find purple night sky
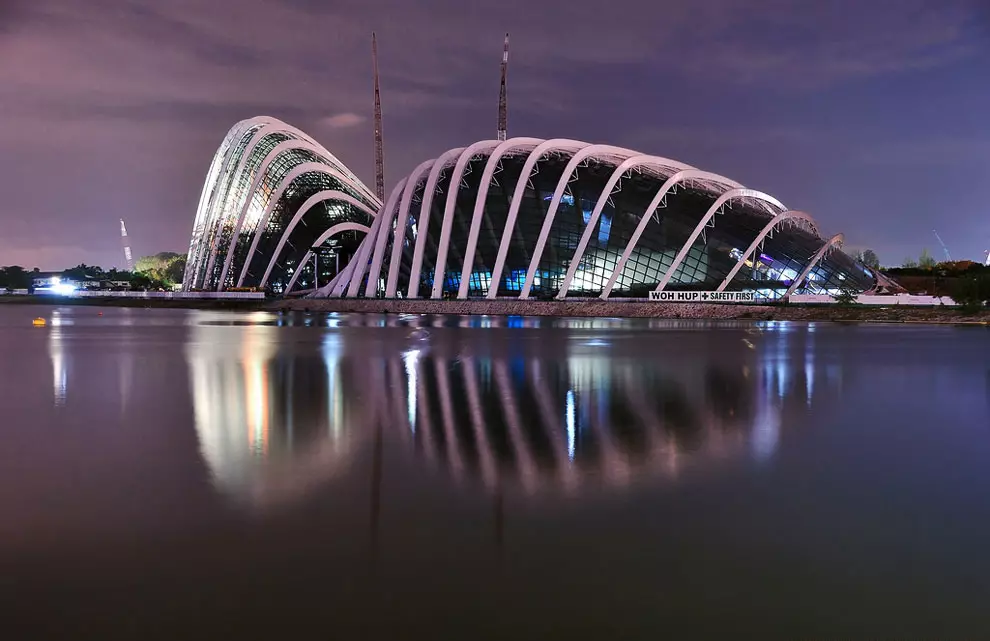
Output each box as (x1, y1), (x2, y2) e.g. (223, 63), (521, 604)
(0, 0), (987, 269)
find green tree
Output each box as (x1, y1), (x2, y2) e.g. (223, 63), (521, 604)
(902, 257), (919, 269)
(164, 255), (186, 285)
(0, 266), (32, 289)
(831, 287), (860, 306)
(860, 249), (880, 269)
(62, 263), (105, 281)
(134, 252), (185, 287)
(951, 275), (990, 313)
(918, 248), (936, 270)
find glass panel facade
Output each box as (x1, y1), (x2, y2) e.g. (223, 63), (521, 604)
(185, 118), (381, 292)
(375, 151), (875, 298)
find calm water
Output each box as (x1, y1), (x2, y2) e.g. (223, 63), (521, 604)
(1, 305), (989, 639)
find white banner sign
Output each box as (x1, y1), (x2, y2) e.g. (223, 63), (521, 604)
(649, 291), (765, 303)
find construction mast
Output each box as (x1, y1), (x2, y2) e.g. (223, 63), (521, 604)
(497, 33), (509, 142)
(119, 219), (134, 272)
(932, 229), (951, 262)
(372, 32), (385, 202)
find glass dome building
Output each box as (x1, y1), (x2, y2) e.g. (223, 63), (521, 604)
(321, 138), (876, 300)
(182, 117), (381, 292)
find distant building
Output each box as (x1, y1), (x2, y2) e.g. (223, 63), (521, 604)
(32, 273), (130, 294)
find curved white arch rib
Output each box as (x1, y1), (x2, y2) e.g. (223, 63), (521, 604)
(456, 137), (543, 299)
(519, 146), (674, 299)
(213, 138), (324, 290)
(185, 139), (232, 288)
(597, 170), (744, 299)
(520, 153), (695, 300)
(654, 189), (787, 293)
(217, 139), (379, 290)
(345, 205), (389, 297)
(257, 190), (378, 288)
(196, 118), (359, 289)
(187, 121), (266, 289)
(229, 116), (366, 189)
(558, 156), (742, 299)
(227, 162), (368, 289)
(195, 118), (377, 290)
(406, 148), (466, 298)
(430, 141), (502, 299)
(382, 163), (434, 297)
(714, 210), (819, 293)
(487, 139), (589, 300)
(282, 222), (371, 293)
(784, 234), (844, 298)
(360, 178), (408, 297)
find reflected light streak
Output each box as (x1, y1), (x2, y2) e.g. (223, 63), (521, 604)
(322, 334), (343, 439)
(565, 389), (576, 461)
(244, 326), (270, 457)
(48, 320), (67, 407)
(403, 349), (420, 433)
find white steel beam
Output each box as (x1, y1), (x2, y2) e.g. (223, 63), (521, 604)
(598, 170), (743, 299)
(487, 139), (588, 300)
(518, 145), (647, 299)
(345, 209), (387, 297)
(230, 162), (369, 289)
(456, 137), (542, 299)
(257, 190), (377, 288)
(220, 140), (377, 290)
(406, 148), (465, 298)
(282, 222), (371, 293)
(384, 162), (434, 297)
(188, 121), (264, 289)
(363, 178), (409, 297)
(715, 211), (819, 293)
(203, 123), (375, 291)
(784, 234), (844, 298)
(552, 155), (711, 299)
(654, 189), (786, 293)
(431, 141), (501, 299)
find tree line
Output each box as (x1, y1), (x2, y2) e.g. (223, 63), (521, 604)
(1, 252), (187, 291)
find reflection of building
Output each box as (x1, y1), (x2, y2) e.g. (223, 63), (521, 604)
(182, 117), (381, 293)
(321, 139), (876, 300)
(186, 316), (369, 508)
(186, 315), (845, 508)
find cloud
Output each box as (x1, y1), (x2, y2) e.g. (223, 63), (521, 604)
(319, 113), (366, 129)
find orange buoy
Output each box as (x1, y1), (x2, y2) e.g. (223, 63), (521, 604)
(32, 317), (46, 327)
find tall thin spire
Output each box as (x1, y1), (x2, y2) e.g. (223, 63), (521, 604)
(119, 219), (134, 272)
(372, 32), (385, 202)
(497, 33), (509, 142)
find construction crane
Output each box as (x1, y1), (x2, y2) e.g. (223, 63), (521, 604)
(932, 229), (951, 262)
(497, 33), (509, 142)
(372, 32), (385, 202)
(120, 219), (134, 272)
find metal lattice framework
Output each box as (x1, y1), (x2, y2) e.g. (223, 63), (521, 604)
(183, 117), (381, 292)
(315, 137), (874, 299)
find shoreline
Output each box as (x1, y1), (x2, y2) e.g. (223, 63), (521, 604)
(3, 294), (989, 325)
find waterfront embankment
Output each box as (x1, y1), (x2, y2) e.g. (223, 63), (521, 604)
(4, 294), (990, 324)
(274, 297), (990, 324)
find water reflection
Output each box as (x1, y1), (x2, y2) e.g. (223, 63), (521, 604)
(187, 316), (842, 509)
(186, 322), (368, 509)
